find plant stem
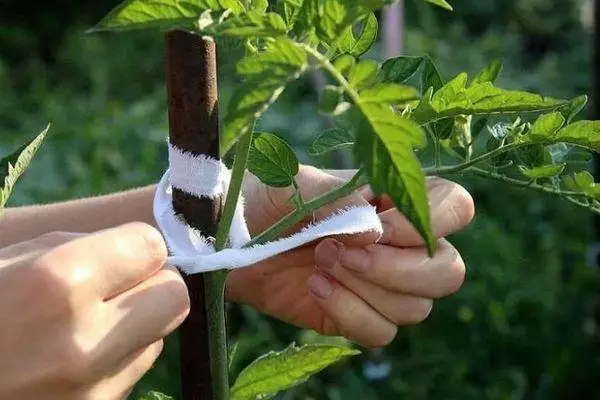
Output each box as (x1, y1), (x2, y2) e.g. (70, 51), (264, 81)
(423, 142), (521, 175)
(245, 168), (367, 246)
(202, 132), (253, 400)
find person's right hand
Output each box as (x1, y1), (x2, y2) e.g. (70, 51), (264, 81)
(0, 222), (190, 400)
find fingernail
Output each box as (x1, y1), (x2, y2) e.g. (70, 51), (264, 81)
(308, 274), (333, 299)
(340, 247), (370, 272)
(377, 221), (392, 244)
(315, 239), (343, 270)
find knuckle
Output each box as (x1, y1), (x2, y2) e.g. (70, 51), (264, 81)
(121, 222), (168, 264)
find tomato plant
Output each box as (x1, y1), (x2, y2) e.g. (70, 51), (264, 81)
(4, 0), (600, 399)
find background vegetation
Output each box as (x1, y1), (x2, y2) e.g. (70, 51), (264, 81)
(1, 0), (599, 398)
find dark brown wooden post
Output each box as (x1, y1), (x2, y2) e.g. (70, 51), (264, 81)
(165, 30), (221, 400)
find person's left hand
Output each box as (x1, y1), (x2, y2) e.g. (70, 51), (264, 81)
(226, 166), (474, 348)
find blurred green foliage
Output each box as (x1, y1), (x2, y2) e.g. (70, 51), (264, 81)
(1, 0), (599, 399)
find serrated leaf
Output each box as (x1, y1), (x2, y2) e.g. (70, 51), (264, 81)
(420, 56), (444, 96)
(352, 97), (434, 254)
(137, 391), (175, 400)
(338, 13), (378, 57)
(247, 132), (299, 187)
(91, 0), (229, 32)
(319, 85), (342, 114)
(1, 126), (49, 209)
(348, 59), (379, 90)
(309, 128), (354, 155)
(518, 164), (566, 180)
(360, 83), (419, 103)
(205, 10), (288, 37)
(276, 0), (303, 27)
(423, 0), (453, 10)
(250, 0), (269, 12)
(413, 77), (565, 123)
(470, 59), (502, 86)
(223, 38), (308, 154)
(526, 112), (565, 141)
(550, 120), (600, 151)
(381, 56), (423, 84)
(230, 344), (360, 400)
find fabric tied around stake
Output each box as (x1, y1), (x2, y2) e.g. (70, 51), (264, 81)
(152, 144), (383, 275)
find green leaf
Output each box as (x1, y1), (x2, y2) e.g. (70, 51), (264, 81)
(333, 54), (357, 77)
(413, 77), (565, 123)
(352, 98), (434, 254)
(551, 120), (600, 151)
(518, 164), (566, 180)
(348, 59), (379, 90)
(381, 56), (423, 84)
(309, 128), (354, 155)
(420, 55), (444, 96)
(471, 59), (502, 86)
(526, 112), (566, 141)
(559, 95), (588, 123)
(319, 85), (342, 114)
(422, 0), (453, 11)
(223, 38), (308, 154)
(230, 343), (360, 400)
(563, 171), (600, 199)
(338, 13), (378, 57)
(247, 132), (299, 187)
(137, 391), (175, 400)
(250, 0), (269, 12)
(91, 0), (227, 32)
(204, 11), (288, 37)
(359, 83), (419, 103)
(276, 0), (303, 27)
(1, 125), (49, 209)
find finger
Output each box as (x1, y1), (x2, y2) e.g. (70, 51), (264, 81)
(100, 268), (189, 362)
(315, 238), (465, 299)
(42, 222), (168, 300)
(307, 273), (397, 348)
(377, 178), (475, 246)
(0, 232), (85, 262)
(320, 264), (434, 326)
(88, 340), (164, 400)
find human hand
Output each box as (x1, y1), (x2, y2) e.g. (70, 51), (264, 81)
(227, 166), (474, 348)
(0, 223), (189, 400)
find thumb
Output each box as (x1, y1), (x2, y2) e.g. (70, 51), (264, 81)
(265, 165), (379, 246)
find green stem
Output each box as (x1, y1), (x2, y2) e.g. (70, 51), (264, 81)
(422, 142), (522, 175)
(245, 168), (367, 247)
(206, 131), (253, 400)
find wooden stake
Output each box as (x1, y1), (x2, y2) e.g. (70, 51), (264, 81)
(165, 30), (221, 400)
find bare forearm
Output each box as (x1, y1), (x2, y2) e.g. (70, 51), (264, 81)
(0, 185), (156, 247)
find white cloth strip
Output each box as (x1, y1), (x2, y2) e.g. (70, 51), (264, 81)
(168, 144), (230, 198)
(153, 148), (383, 274)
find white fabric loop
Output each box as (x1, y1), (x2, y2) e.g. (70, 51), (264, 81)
(153, 145), (383, 274)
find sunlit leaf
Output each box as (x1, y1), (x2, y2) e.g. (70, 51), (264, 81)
(247, 132), (299, 187)
(338, 13), (378, 57)
(563, 171), (600, 199)
(526, 112), (565, 141)
(360, 83), (419, 103)
(559, 95), (588, 123)
(205, 11), (288, 37)
(551, 120), (600, 151)
(137, 391), (175, 400)
(223, 38), (308, 154)
(230, 344), (360, 400)
(91, 0), (233, 32)
(470, 59), (502, 86)
(1, 125), (49, 209)
(348, 59), (379, 90)
(309, 128), (354, 155)
(518, 164), (566, 180)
